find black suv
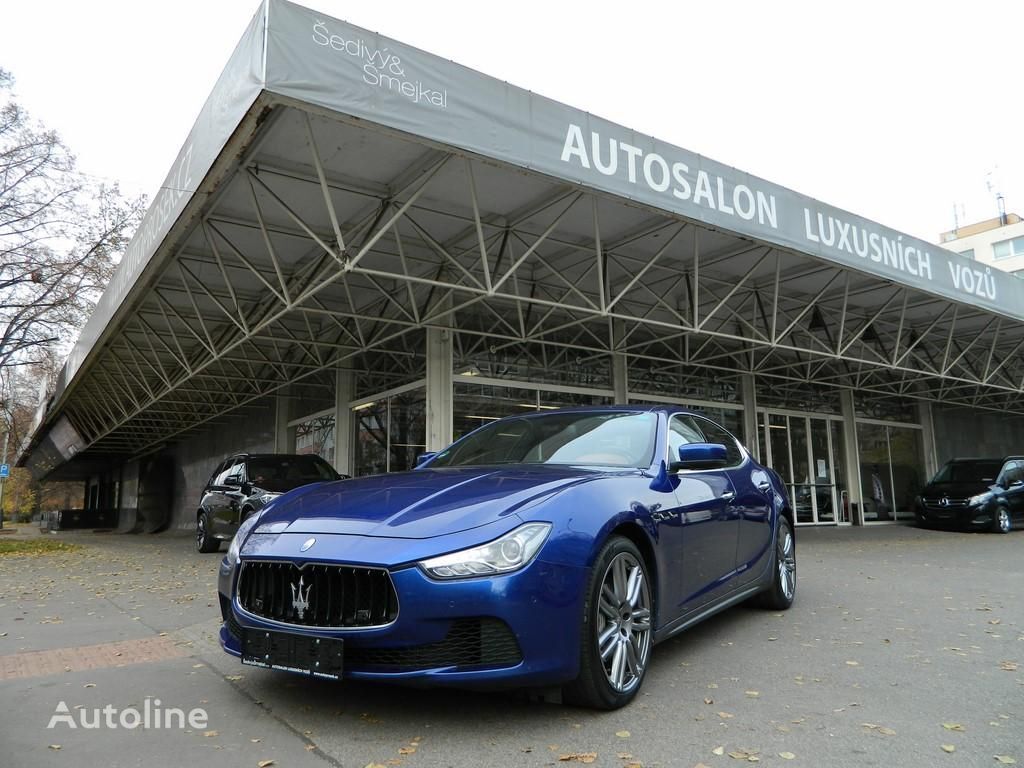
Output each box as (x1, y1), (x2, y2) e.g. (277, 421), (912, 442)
(196, 453), (342, 552)
(914, 457), (1024, 533)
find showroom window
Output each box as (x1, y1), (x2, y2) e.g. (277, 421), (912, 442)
(855, 422), (924, 523)
(294, 413), (336, 465)
(353, 386), (427, 477)
(453, 381), (613, 441)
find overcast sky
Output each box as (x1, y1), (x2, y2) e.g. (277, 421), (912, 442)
(1, 0), (1021, 244)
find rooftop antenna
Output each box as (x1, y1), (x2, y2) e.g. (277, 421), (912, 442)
(986, 168), (1008, 226)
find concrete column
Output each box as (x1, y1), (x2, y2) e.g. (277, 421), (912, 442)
(840, 389), (863, 525)
(740, 374), (758, 460)
(917, 401), (938, 481)
(274, 389), (295, 453)
(425, 327), (453, 451)
(334, 369), (354, 476)
(611, 320), (628, 403)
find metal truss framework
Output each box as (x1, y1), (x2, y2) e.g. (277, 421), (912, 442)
(56, 105), (1024, 460)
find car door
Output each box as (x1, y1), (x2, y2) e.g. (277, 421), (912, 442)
(666, 414), (740, 613)
(695, 416), (774, 586)
(1002, 461), (1024, 522)
(211, 457), (246, 535)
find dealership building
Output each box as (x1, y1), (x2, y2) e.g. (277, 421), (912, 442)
(18, 0), (1024, 532)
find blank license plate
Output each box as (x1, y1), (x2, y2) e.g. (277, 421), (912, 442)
(241, 630), (343, 679)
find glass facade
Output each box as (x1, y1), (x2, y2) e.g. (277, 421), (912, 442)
(758, 411), (846, 525)
(353, 388), (427, 477)
(855, 422), (924, 522)
(453, 381), (613, 441)
(294, 414), (336, 465)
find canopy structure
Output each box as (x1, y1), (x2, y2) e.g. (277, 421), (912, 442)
(20, 0), (1024, 479)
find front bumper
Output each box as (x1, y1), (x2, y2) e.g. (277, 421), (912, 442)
(217, 542), (588, 689)
(915, 504), (993, 529)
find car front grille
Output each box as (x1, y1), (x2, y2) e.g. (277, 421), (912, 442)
(238, 561), (398, 628)
(922, 497), (970, 511)
(347, 617), (522, 671)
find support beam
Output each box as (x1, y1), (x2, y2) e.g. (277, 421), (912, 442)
(334, 368), (354, 476)
(611, 320), (628, 403)
(275, 388), (294, 453)
(740, 374), (758, 461)
(425, 327), (453, 451)
(840, 389), (862, 526)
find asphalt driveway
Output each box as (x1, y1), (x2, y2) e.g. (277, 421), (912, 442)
(0, 524), (1020, 768)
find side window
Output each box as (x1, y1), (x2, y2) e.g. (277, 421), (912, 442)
(1005, 461), (1023, 486)
(226, 458), (245, 484)
(694, 417), (744, 468)
(213, 460), (235, 487)
(668, 415), (705, 460)
(208, 460), (229, 488)
(216, 458), (244, 486)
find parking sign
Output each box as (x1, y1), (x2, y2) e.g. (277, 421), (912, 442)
(0, 464), (8, 478)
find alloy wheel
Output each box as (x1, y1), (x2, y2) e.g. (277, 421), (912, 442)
(997, 508), (1011, 533)
(596, 552), (652, 693)
(778, 527), (796, 600)
(196, 517), (207, 550)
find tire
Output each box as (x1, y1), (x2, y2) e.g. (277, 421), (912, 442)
(758, 515), (796, 610)
(196, 511), (220, 553)
(992, 507), (1011, 534)
(563, 536), (653, 710)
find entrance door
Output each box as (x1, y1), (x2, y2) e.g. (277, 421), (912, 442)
(759, 411), (841, 525)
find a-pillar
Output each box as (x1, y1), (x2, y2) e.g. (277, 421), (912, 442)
(740, 374), (758, 461)
(840, 389), (863, 525)
(426, 327), (453, 451)
(334, 369), (354, 476)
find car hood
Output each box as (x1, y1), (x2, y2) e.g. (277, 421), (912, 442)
(254, 465), (623, 538)
(921, 480), (993, 497)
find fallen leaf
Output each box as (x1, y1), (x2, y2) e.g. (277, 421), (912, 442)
(305, 745), (316, 751)
(616, 731), (631, 739)
(83, 683), (96, 688)
(994, 758), (1017, 765)
(717, 712), (734, 719)
(362, 764), (386, 768)
(745, 691), (760, 698)
(704, 698), (714, 705)
(943, 723), (966, 732)
(879, 727), (897, 736)
(713, 747), (726, 756)
(558, 753), (597, 764)
(999, 661), (1019, 671)
(617, 753), (632, 760)
(225, 674), (245, 681)
(251, 738), (262, 743)
(941, 745), (956, 753)
(204, 730), (218, 738)
(48, 745), (61, 750)
(398, 747), (416, 755)
(779, 752), (795, 760)
(846, 660), (860, 666)
(258, 761), (276, 768)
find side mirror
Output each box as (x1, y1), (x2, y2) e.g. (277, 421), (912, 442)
(223, 476), (242, 488)
(670, 443), (728, 471)
(415, 452), (438, 467)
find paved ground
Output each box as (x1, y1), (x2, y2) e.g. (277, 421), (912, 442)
(0, 523), (1021, 768)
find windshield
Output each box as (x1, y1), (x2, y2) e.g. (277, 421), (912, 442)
(429, 411), (658, 469)
(930, 460), (1002, 485)
(247, 455), (338, 492)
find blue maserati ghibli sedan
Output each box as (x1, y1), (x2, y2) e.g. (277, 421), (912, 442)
(217, 406), (795, 709)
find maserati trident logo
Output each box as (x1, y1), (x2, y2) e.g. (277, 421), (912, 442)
(300, 537), (316, 552)
(291, 576), (312, 620)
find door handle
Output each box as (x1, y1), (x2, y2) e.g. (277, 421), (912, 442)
(757, 481), (772, 492)
(721, 491), (735, 501)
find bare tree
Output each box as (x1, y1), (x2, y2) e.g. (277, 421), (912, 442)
(0, 67), (145, 371)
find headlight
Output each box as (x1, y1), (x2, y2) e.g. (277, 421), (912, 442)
(256, 492), (281, 505)
(225, 512), (264, 568)
(419, 522), (552, 579)
(967, 493), (990, 507)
